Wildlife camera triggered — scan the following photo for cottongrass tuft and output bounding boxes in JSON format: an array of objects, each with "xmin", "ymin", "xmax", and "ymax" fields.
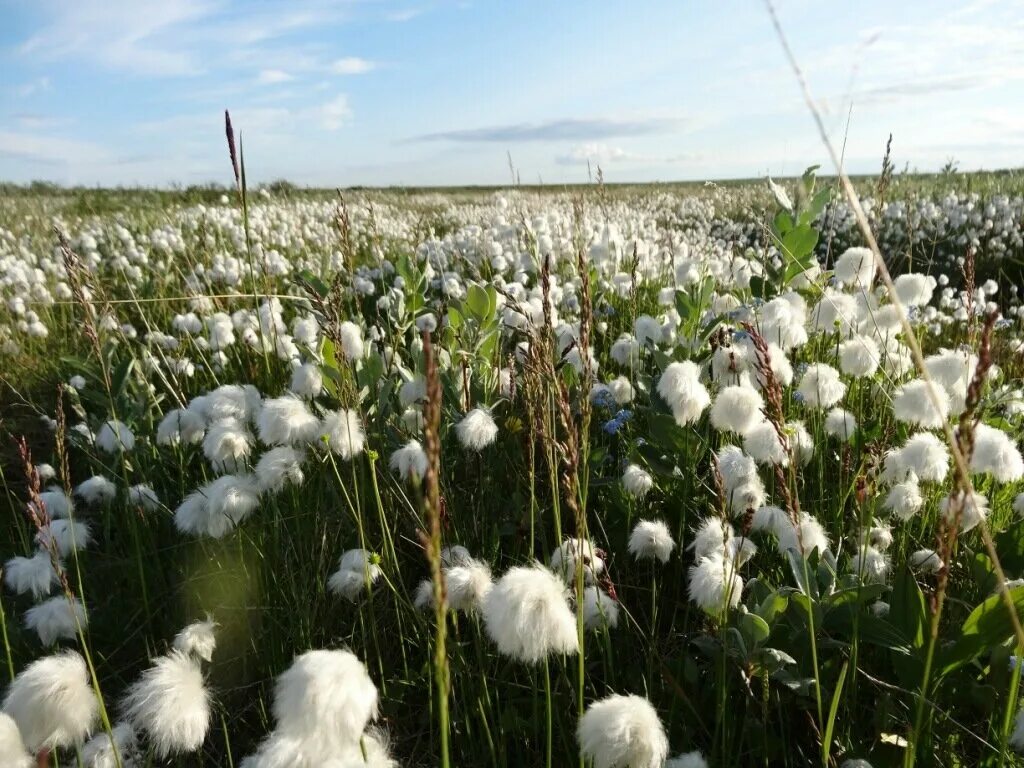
[
  {"xmin": 628, "ymin": 520, "xmax": 675, "ymax": 563},
  {"xmin": 127, "ymin": 484, "xmax": 161, "ymax": 512},
  {"xmin": 25, "ymin": 595, "xmax": 87, "ymax": 645},
  {"xmin": 550, "ymin": 538, "xmax": 605, "ymax": 584},
  {"xmin": 969, "ymin": 423, "xmax": 1024, "ymax": 482},
  {"xmin": 75, "ymin": 475, "xmax": 117, "ymax": 506},
  {"xmin": 122, "ymin": 650, "xmax": 211, "ymax": 758},
  {"xmin": 389, "ymin": 439, "xmax": 429, "ymax": 482},
  {"xmin": 582, "ymin": 586, "xmax": 620, "ymax": 630},
  {"xmin": 31, "ymin": 487, "xmax": 74, "ymax": 519},
  {"xmin": 174, "ymin": 474, "xmax": 260, "ymax": 538},
  {"xmin": 688, "ymin": 554, "xmax": 743, "ymax": 615},
  {"xmin": 2, "ymin": 650, "xmax": 98, "ymax": 751},
  {"xmin": 258, "ymin": 395, "xmax": 321, "ymax": 446},
  {"xmin": 622, "ymin": 464, "xmax": 654, "ymax": 498},
  {"xmin": 328, "ymin": 549, "xmax": 383, "ymax": 602},
  {"xmin": 173, "ymin": 619, "xmax": 217, "ymax": 662},
  {"xmin": 656, "ymin": 361, "xmax": 710, "ymax": 426},
  {"xmin": 320, "ymin": 409, "xmax": 366, "ymax": 459},
  {"xmin": 796, "ymin": 363, "xmax": 846, "ymax": 409},
  {"xmin": 80, "ymin": 722, "xmax": 139, "ymax": 768},
  {"xmin": 254, "ymin": 446, "xmax": 306, "ymax": 493},
  {"xmin": 666, "ymin": 751, "xmax": 709, "ymax": 768},
  {"xmin": 709, "ymin": 385, "xmax": 763, "ymax": 435},
  {"xmin": 4, "ymin": 550, "xmax": 59, "ymax": 599},
  {"xmin": 892, "ymin": 379, "xmax": 950, "ymax": 428},
  {"xmin": 0, "ymin": 712, "xmax": 32, "ymax": 768},
  {"xmin": 95, "ymin": 419, "xmax": 136, "ymax": 453},
  {"xmin": 482, "ymin": 564, "xmax": 578, "ymax": 663},
  {"xmin": 824, "ymin": 407, "xmax": 857, "ymax": 441},
  {"xmin": 36, "ymin": 519, "xmax": 92, "ymax": 557},
  {"xmin": 455, "ymin": 407, "xmax": 499, "ymax": 451},
  {"xmin": 576, "ymin": 693, "xmax": 668, "ymax": 768},
  {"xmin": 909, "ymin": 548, "xmax": 943, "ymax": 574},
  {"xmin": 271, "ymin": 649, "xmax": 380, "ymax": 748}
]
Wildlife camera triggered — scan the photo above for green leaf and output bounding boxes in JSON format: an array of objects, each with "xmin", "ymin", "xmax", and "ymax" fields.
[
  {"xmin": 739, "ymin": 612, "xmax": 771, "ymax": 649},
  {"xmin": 994, "ymin": 520, "xmax": 1024, "ymax": 576},
  {"xmin": 773, "ymin": 209, "xmax": 794, "ymax": 236},
  {"xmin": 780, "ymin": 225, "xmax": 819, "ymax": 263},
  {"xmin": 798, "ymin": 186, "xmax": 832, "ymax": 227},
  {"xmin": 940, "ymin": 586, "xmax": 1024, "ymax": 676},
  {"xmin": 466, "ymin": 283, "xmax": 490, "ymax": 320},
  {"xmin": 111, "ymin": 356, "xmax": 134, "ymax": 400},
  {"xmin": 645, "ymin": 413, "xmax": 693, "ymax": 456},
  {"xmin": 757, "ymin": 590, "xmax": 790, "ymax": 625},
  {"xmin": 889, "ymin": 568, "xmax": 927, "ymax": 650}
]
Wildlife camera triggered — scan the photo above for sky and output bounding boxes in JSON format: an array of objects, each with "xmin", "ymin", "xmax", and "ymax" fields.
[{"xmin": 1, "ymin": 0, "xmax": 1022, "ymax": 188}]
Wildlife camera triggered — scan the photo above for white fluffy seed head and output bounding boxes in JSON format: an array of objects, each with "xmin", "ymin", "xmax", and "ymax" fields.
[
  {"xmin": 576, "ymin": 694, "xmax": 668, "ymax": 768},
  {"xmin": 258, "ymin": 395, "xmax": 321, "ymax": 447},
  {"xmin": 970, "ymin": 423, "xmax": 1024, "ymax": 483},
  {"xmin": 289, "ymin": 362, "xmax": 323, "ymax": 399},
  {"xmin": 24, "ymin": 595, "xmax": 87, "ymax": 645},
  {"xmin": 328, "ymin": 549, "xmax": 383, "ymax": 602},
  {"xmin": 254, "ymin": 446, "xmax": 305, "ymax": 494},
  {"xmin": 628, "ymin": 520, "xmax": 675, "ymax": 564},
  {"xmin": 75, "ymin": 475, "xmax": 117, "ymax": 506},
  {"xmin": 550, "ymin": 538, "xmax": 605, "ymax": 584},
  {"xmin": 2, "ymin": 650, "xmax": 98, "ymax": 751},
  {"xmin": 157, "ymin": 408, "xmax": 205, "ymax": 447},
  {"xmin": 271, "ymin": 649, "xmax": 378, "ymax": 747},
  {"xmin": 0, "ymin": 712, "xmax": 32, "ymax": 768},
  {"xmin": 666, "ymin": 751, "xmax": 709, "ymax": 768},
  {"xmin": 482, "ymin": 564, "xmax": 578, "ymax": 663},
  {"xmin": 582, "ymin": 587, "xmax": 620, "ymax": 631},
  {"xmin": 688, "ymin": 554, "xmax": 743, "ymax": 615},
  {"xmin": 174, "ymin": 474, "xmax": 260, "ymax": 539},
  {"xmin": 126, "ymin": 483, "xmax": 160, "ymax": 513},
  {"xmin": 4, "ymin": 550, "xmax": 59, "ymax": 599},
  {"xmin": 622, "ymin": 464, "xmax": 654, "ymax": 499},
  {"xmin": 893, "ymin": 379, "xmax": 950, "ymax": 428},
  {"xmin": 173, "ymin": 619, "xmax": 217, "ymax": 662},
  {"xmin": 122, "ymin": 650, "xmax": 210, "ymax": 759},
  {"xmin": 910, "ymin": 548, "xmax": 943, "ymax": 574},
  {"xmin": 445, "ymin": 560, "xmax": 493, "ymax": 613},
  {"xmin": 709, "ymin": 385, "xmax": 764, "ymax": 435},
  {"xmin": 389, "ymin": 439, "xmax": 429, "ymax": 482},
  {"xmin": 80, "ymin": 722, "xmax": 139, "ymax": 768},
  {"xmin": 824, "ymin": 408, "xmax": 857, "ymax": 441},
  {"xmin": 657, "ymin": 361, "xmax": 710, "ymax": 425},
  {"xmin": 31, "ymin": 488, "xmax": 74, "ymax": 520},
  {"xmin": 35, "ymin": 519, "xmax": 91, "ymax": 557},
  {"xmin": 797, "ymin": 364, "xmax": 846, "ymax": 409},
  {"xmin": 320, "ymin": 409, "xmax": 366, "ymax": 460},
  {"xmin": 455, "ymin": 408, "xmax": 499, "ymax": 451},
  {"xmin": 202, "ymin": 418, "xmax": 253, "ymax": 472},
  {"xmin": 95, "ymin": 419, "xmax": 136, "ymax": 453}
]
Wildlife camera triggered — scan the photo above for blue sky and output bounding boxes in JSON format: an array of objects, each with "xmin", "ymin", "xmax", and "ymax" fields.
[{"xmin": 1, "ymin": 0, "xmax": 1022, "ymax": 187}]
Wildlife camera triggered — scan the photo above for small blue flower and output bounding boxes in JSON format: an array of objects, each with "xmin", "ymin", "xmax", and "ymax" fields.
[
  {"xmin": 793, "ymin": 391, "xmax": 805, "ymax": 403},
  {"xmin": 593, "ymin": 390, "xmax": 616, "ymax": 410}
]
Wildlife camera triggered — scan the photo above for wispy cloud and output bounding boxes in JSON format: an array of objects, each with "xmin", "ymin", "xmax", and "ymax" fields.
[
  {"xmin": 257, "ymin": 69, "xmax": 294, "ymax": 85},
  {"xmin": 409, "ymin": 117, "xmax": 685, "ymax": 144},
  {"xmin": 330, "ymin": 57, "xmax": 377, "ymax": 75},
  {"xmin": 0, "ymin": 130, "xmax": 112, "ymax": 165},
  {"xmin": 19, "ymin": 0, "xmax": 215, "ymax": 76},
  {"xmin": 14, "ymin": 77, "xmax": 52, "ymax": 98},
  {"xmin": 386, "ymin": 8, "xmax": 422, "ymax": 22}
]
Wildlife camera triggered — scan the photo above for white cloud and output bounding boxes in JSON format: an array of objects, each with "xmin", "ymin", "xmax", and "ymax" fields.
[
  {"xmin": 14, "ymin": 77, "xmax": 52, "ymax": 98},
  {"xmin": 330, "ymin": 57, "xmax": 376, "ymax": 75},
  {"xmin": 318, "ymin": 95, "xmax": 353, "ymax": 131},
  {"xmin": 556, "ymin": 143, "xmax": 632, "ymax": 165},
  {"xmin": 0, "ymin": 130, "xmax": 112, "ymax": 165},
  {"xmin": 386, "ymin": 8, "xmax": 422, "ymax": 22},
  {"xmin": 19, "ymin": 0, "xmax": 214, "ymax": 76},
  {"xmin": 257, "ymin": 69, "xmax": 294, "ymax": 85}
]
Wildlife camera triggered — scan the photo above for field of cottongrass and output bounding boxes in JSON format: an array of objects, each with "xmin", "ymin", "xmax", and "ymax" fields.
[{"xmin": 1, "ymin": 162, "xmax": 1024, "ymax": 768}]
